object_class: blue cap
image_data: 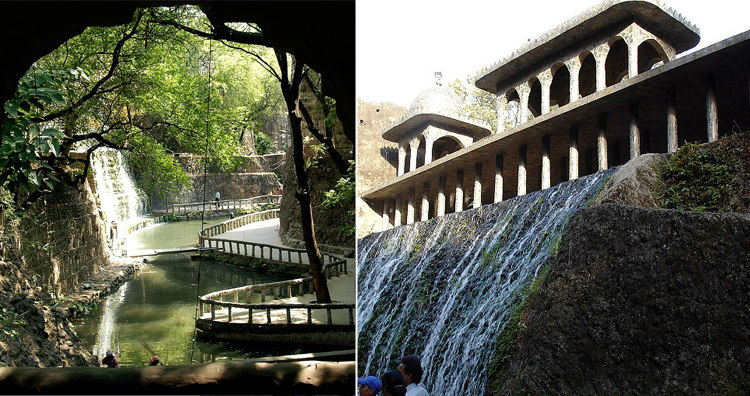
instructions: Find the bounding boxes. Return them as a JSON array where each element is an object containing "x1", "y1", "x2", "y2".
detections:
[{"x1": 358, "y1": 376, "x2": 382, "y2": 393}]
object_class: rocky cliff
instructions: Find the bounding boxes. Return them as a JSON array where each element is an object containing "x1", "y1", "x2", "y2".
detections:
[{"x1": 490, "y1": 204, "x2": 750, "y2": 395}]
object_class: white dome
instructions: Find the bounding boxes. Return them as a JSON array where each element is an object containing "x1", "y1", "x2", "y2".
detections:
[{"x1": 408, "y1": 86, "x2": 463, "y2": 116}]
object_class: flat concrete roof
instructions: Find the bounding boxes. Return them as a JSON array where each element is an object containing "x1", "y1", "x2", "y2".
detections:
[
  {"x1": 363, "y1": 29, "x2": 750, "y2": 201},
  {"x1": 381, "y1": 113, "x2": 491, "y2": 142},
  {"x1": 475, "y1": 0, "x2": 700, "y2": 93}
]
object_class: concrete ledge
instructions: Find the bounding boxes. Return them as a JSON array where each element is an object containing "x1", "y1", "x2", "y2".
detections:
[{"x1": 0, "y1": 360, "x2": 354, "y2": 394}]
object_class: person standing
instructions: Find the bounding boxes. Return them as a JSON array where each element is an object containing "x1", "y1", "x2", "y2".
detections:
[
  {"x1": 380, "y1": 370, "x2": 407, "y2": 396},
  {"x1": 397, "y1": 355, "x2": 429, "y2": 396},
  {"x1": 215, "y1": 191, "x2": 221, "y2": 209}
]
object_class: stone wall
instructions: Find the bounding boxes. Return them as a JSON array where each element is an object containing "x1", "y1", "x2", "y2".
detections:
[
  {"x1": 491, "y1": 204, "x2": 750, "y2": 395},
  {"x1": 20, "y1": 181, "x2": 108, "y2": 296},
  {"x1": 355, "y1": 99, "x2": 406, "y2": 238},
  {"x1": 278, "y1": 80, "x2": 354, "y2": 250},
  {"x1": 151, "y1": 172, "x2": 281, "y2": 211},
  {"x1": 173, "y1": 154, "x2": 274, "y2": 175}
]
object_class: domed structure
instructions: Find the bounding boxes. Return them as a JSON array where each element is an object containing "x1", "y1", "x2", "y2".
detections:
[{"x1": 408, "y1": 86, "x2": 463, "y2": 117}]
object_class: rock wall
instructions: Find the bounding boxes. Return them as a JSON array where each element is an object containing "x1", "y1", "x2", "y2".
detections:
[
  {"x1": 355, "y1": 100, "x2": 406, "y2": 238},
  {"x1": 278, "y1": 80, "x2": 354, "y2": 250},
  {"x1": 491, "y1": 204, "x2": 750, "y2": 395},
  {"x1": 20, "y1": 181, "x2": 108, "y2": 296}
]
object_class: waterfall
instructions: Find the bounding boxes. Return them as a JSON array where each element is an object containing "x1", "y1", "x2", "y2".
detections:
[
  {"x1": 357, "y1": 169, "x2": 614, "y2": 395},
  {"x1": 90, "y1": 148, "x2": 149, "y2": 225}
]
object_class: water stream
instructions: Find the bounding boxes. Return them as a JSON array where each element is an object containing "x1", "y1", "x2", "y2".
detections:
[
  {"x1": 73, "y1": 218, "x2": 302, "y2": 366},
  {"x1": 357, "y1": 170, "x2": 614, "y2": 395},
  {"x1": 89, "y1": 148, "x2": 149, "y2": 225}
]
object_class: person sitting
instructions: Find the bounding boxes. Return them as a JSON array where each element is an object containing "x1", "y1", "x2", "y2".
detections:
[
  {"x1": 101, "y1": 350, "x2": 119, "y2": 368},
  {"x1": 149, "y1": 355, "x2": 160, "y2": 366},
  {"x1": 397, "y1": 355, "x2": 429, "y2": 396},
  {"x1": 357, "y1": 375, "x2": 381, "y2": 395},
  {"x1": 380, "y1": 370, "x2": 407, "y2": 396}
]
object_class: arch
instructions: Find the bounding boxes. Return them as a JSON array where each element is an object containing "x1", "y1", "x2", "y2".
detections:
[
  {"x1": 605, "y1": 37, "x2": 628, "y2": 87},
  {"x1": 637, "y1": 39, "x2": 669, "y2": 74},
  {"x1": 432, "y1": 135, "x2": 464, "y2": 161},
  {"x1": 579, "y1": 51, "x2": 596, "y2": 97},
  {"x1": 528, "y1": 76, "x2": 542, "y2": 118},
  {"x1": 549, "y1": 63, "x2": 570, "y2": 108},
  {"x1": 416, "y1": 135, "x2": 426, "y2": 168},
  {"x1": 504, "y1": 88, "x2": 522, "y2": 129}
]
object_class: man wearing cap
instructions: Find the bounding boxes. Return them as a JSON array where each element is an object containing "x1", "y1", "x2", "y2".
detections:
[
  {"x1": 397, "y1": 355, "x2": 429, "y2": 396},
  {"x1": 358, "y1": 375, "x2": 382, "y2": 395}
]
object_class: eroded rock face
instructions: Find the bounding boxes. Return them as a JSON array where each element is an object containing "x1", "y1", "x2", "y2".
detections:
[
  {"x1": 590, "y1": 153, "x2": 668, "y2": 209},
  {"x1": 493, "y1": 204, "x2": 750, "y2": 395}
]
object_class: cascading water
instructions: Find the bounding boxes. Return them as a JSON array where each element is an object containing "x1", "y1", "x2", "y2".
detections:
[
  {"x1": 90, "y1": 148, "x2": 149, "y2": 225},
  {"x1": 357, "y1": 169, "x2": 614, "y2": 395}
]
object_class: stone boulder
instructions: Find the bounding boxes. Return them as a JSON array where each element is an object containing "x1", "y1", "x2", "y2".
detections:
[{"x1": 590, "y1": 153, "x2": 668, "y2": 209}]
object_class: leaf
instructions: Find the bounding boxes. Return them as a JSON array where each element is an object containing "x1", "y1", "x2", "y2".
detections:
[{"x1": 4, "y1": 101, "x2": 18, "y2": 117}]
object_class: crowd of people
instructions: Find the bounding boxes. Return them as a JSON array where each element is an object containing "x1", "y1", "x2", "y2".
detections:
[{"x1": 358, "y1": 354, "x2": 429, "y2": 396}]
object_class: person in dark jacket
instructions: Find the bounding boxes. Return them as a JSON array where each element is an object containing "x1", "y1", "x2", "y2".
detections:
[{"x1": 101, "y1": 350, "x2": 119, "y2": 368}]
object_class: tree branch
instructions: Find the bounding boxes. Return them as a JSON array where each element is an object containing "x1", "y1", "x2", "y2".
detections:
[{"x1": 298, "y1": 99, "x2": 348, "y2": 175}]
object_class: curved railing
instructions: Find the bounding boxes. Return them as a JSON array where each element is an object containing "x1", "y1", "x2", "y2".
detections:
[
  {"x1": 171, "y1": 194, "x2": 281, "y2": 215},
  {"x1": 196, "y1": 206, "x2": 351, "y2": 327}
]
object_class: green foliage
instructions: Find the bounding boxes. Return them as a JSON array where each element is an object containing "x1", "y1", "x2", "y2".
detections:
[
  {"x1": 254, "y1": 131, "x2": 274, "y2": 155},
  {"x1": 0, "y1": 308, "x2": 27, "y2": 337},
  {"x1": 1, "y1": 68, "x2": 76, "y2": 200},
  {"x1": 660, "y1": 142, "x2": 737, "y2": 212},
  {"x1": 125, "y1": 134, "x2": 189, "y2": 202},
  {"x1": 322, "y1": 162, "x2": 355, "y2": 239},
  {"x1": 449, "y1": 78, "x2": 497, "y2": 133}
]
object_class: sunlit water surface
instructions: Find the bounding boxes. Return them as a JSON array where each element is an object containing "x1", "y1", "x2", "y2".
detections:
[{"x1": 73, "y1": 217, "x2": 310, "y2": 366}]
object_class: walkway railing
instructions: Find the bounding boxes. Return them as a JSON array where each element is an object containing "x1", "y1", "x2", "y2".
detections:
[
  {"x1": 197, "y1": 209, "x2": 352, "y2": 328},
  {"x1": 171, "y1": 194, "x2": 281, "y2": 215}
]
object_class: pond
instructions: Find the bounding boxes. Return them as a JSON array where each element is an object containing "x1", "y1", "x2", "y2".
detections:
[{"x1": 72, "y1": 217, "x2": 314, "y2": 366}]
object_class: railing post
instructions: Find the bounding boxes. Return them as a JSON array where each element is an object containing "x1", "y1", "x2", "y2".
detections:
[
  {"x1": 211, "y1": 303, "x2": 215, "y2": 321},
  {"x1": 228, "y1": 306, "x2": 233, "y2": 322},
  {"x1": 248, "y1": 308, "x2": 253, "y2": 324},
  {"x1": 266, "y1": 308, "x2": 271, "y2": 324},
  {"x1": 286, "y1": 308, "x2": 291, "y2": 324},
  {"x1": 261, "y1": 289, "x2": 266, "y2": 302},
  {"x1": 307, "y1": 307, "x2": 312, "y2": 325},
  {"x1": 327, "y1": 308, "x2": 332, "y2": 325},
  {"x1": 349, "y1": 307, "x2": 354, "y2": 325}
]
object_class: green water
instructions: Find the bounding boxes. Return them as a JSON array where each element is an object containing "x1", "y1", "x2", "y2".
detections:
[{"x1": 73, "y1": 217, "x2": 310, "y2": 366}]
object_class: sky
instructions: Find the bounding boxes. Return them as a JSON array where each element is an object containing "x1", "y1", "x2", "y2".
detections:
[{"x1": 357, "y1": 0, "x2": 750, "y2": 108}]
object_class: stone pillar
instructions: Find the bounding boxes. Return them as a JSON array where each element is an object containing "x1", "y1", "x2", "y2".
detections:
[
  {"x1": 629, "y1": 103, "x2": 640, "y2": 159},
  {"x1": 628, "y1": 43, "x2": 638, "y2": 79},
  {"x1": 566, "y1": 59, "x2": 580, "y2": 103},
  {"x1": 424, "y1": 137, "x2": 434, "y2": 165},
  {"x1": 519, "y1": 84, "x2": 530, "y2": 123},
  {"x1": 406, "y1": 188, "x2": 415, "y2": 225},
  {"x1": 437, "y1": 176, "x2": 446, "y2": 216},
  {"x1": 706, "y1": 74, "x2": 719, "y2": 142},
  {"x1": 518, "y1": 144, "x2": 527, "y2": 196},
  {"x1": 382, "y1": 199, "x2": 390, "y2": 231},
  {"x1": 541, "y1": 135, "x2": 551, "y2": 189},
  {"x1": 569, "y1": 126, "x2": 579, "y2": 180},
  {"x1": 455, "y1": 170, "x2": 464, "y2": 212},
  {"x1": 421, "y1": 183, "x2": 430, "y2": 222},
  {"x1": 394, "y1": 196, "x2": 402, "y2": 227},
  {"x1": 540, "y1": 70, "x2": 552, "y2": 115},
  {"x1": 594, "y1": 46, "x2": 608, "y2": 92},
  {"x1": 497, "y1": 93, "x2": 508, "y2": 133},
  {"x1": 397, "y1": 142, "x2": 407, "y2": 176},
  {"x1": 409, "y1": 139, "x2": 419, "y2": 172},
  {"x1": 667, "y1": 89, "x2": 678, "y2": 153},
  {"x1": 494, "y1": 154, "x2": 504, "y2": 203},
  {"x1": 597, "y1": 114, "x2": 608, "y2": 171},
  {"x1": 473, "y1": 162, "x2": 482, "y2": 209}
]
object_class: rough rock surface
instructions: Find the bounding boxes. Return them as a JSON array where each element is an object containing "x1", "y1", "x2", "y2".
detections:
[
  {"x1": 493, "y1": 204, "x2": 750, "y2": 395},
  {"x1": 590, "y1": 152, "x2": 668, "y2": 208},
  {"x1": 355, "y1": 99, "x2": 406, "y2": 238}
]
